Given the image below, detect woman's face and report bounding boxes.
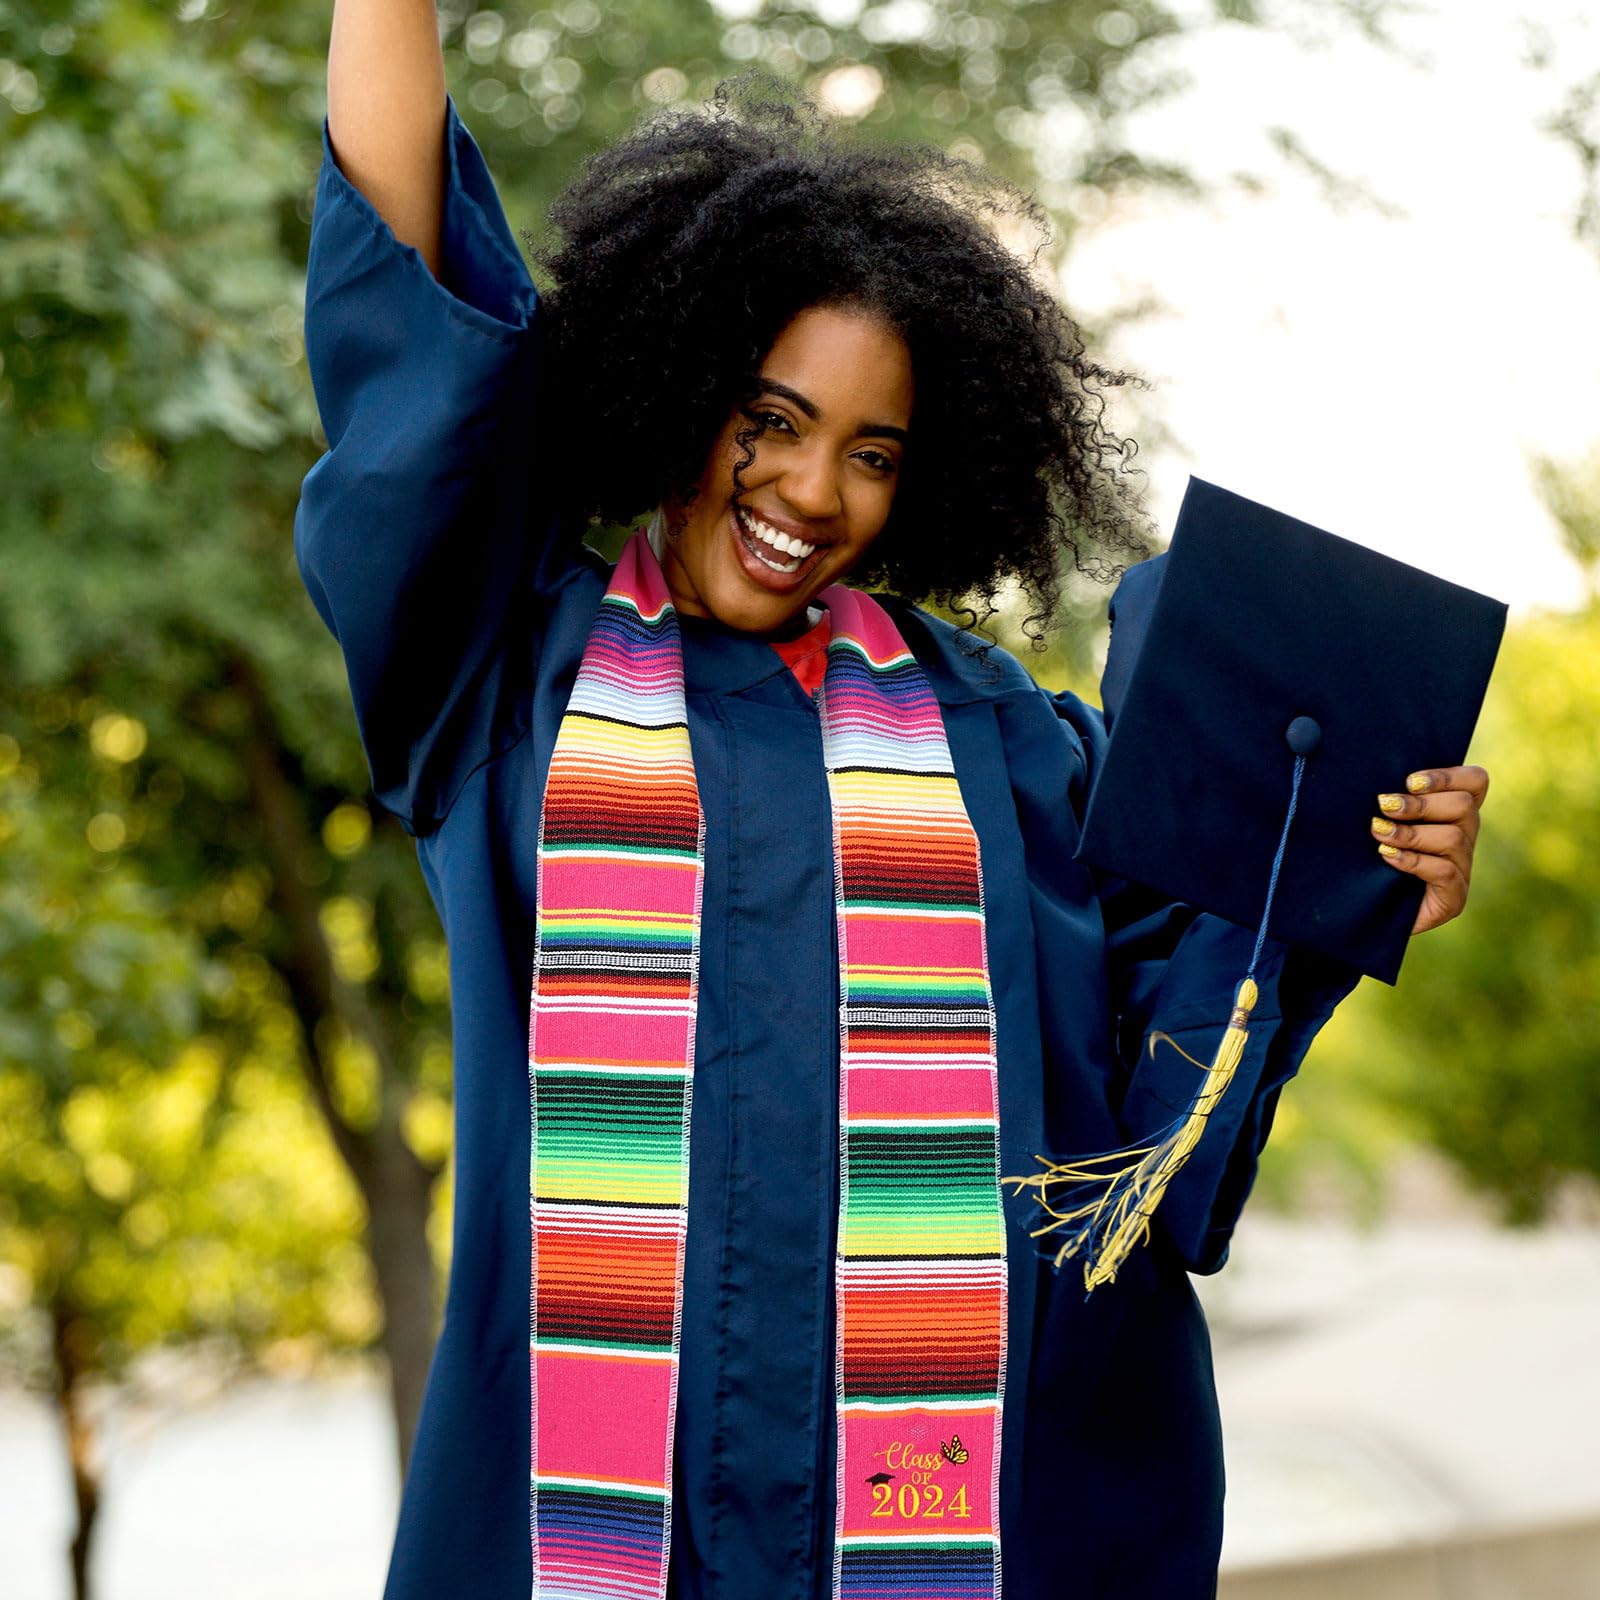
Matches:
[661,304,914,635]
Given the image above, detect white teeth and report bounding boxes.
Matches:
[740,509,816,562]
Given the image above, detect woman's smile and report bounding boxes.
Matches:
[729,504,827,587]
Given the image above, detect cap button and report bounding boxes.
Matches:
[1285,715,1322,756]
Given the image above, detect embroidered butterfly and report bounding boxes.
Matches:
[940,1435,969,1466]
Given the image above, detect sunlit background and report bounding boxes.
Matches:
[3,2,1598,1597]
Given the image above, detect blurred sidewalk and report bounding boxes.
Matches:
[1220,1517,1600,1600]
[3,1214,1597,1598]
[1201,1215,1600,1575]
[0,1373,397,1600]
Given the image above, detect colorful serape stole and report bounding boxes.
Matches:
[529,532,1006,1599]
[530,535,703,1599]
[821,586,1006,1600]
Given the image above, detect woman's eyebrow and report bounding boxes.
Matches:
[756,378,910,443]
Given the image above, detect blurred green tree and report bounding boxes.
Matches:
[0,734,378,1600]
[1528,18,1600,258]
[0,0,1398,1506]
[2,6,461,1483]
[1357,468,1600,1221]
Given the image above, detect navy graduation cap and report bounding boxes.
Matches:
[1081,476,1507,985]
[1008,477,1507,1292]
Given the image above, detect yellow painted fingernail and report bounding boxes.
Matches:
[1406,772,1432,793]
[1372,816,1396,837]
[1379,793,1405,814]
[1378,842,1401,858]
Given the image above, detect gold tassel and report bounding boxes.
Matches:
[1005,977,1259,1293]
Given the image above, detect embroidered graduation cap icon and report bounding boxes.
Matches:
[1008,477,1507,1292]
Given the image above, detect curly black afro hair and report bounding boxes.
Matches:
[531,76,1151,635]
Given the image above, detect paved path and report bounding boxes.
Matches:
[3,1217,1596,1597]
[1201,1217,1600,1571]
[0,1376,396,1600]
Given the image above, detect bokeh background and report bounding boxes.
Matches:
[3,2,1598,1596]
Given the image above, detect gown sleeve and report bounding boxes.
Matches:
[294,98,561,834]
[1056,557,1363,1275]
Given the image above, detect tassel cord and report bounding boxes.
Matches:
[1246,752,1306,981]
[1006,751,1309,1292]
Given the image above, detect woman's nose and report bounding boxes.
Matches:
[777,446,842,521]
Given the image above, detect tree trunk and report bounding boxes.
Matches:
[360,1125,440,1465]
[50,1296,100,1600]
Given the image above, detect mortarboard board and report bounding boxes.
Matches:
[1007,477,1507,1291]
[1080,476,1507,986]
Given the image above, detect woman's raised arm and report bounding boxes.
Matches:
[327,0,448,276]
[297,10,551,837]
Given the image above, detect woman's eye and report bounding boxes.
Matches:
[856,449,896,475]
[754,409,793,434]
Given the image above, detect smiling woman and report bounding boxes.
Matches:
[294,15,1400,1600]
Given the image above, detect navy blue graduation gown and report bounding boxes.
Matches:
[295,100,1359,1600]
